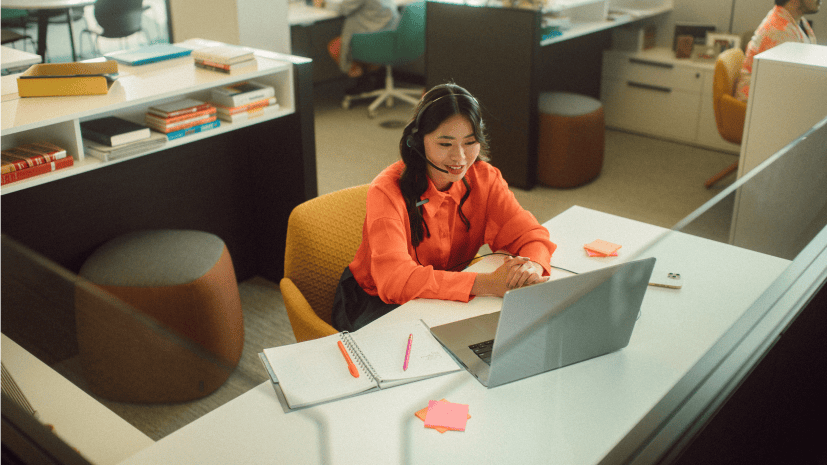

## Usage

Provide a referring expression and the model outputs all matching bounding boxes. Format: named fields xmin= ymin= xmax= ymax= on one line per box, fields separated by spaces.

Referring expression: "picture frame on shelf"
xmin=672 ymin=23 xmax=716 ymax=51
xmin=706 ymin=33 xmax=741 ymax=55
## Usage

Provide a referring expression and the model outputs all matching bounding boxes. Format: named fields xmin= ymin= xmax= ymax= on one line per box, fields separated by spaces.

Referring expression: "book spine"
xmin=1 ymin=156 xmax=74 ymax=185
xmin=166 ymin=120 xmax=221 ymax=141
xmin=196 ymin=59 xmax=232 ymax=70
xmin=211 ymin=87 xmax=275 ymax=108
xmin=145 ymin=107 xmax=216 ymax=125
xmin=195 ymin=62 xmax=232 ymax=74
xmin=1 ymin=145 xmax=67 ymax=172
xmin=81 ymin=128 xmax=114 ymax=146
xmin=146 ymin=115 xmax=217 ymax=133
xmin=217 ymin=104 xmax=279 ymax=123
xmin=147 ymin=104 xmax=213 ymax=119
xmin=215 ymin=97 xmax=276 ymax=115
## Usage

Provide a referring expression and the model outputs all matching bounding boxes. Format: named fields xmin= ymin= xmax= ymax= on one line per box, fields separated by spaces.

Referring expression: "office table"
xmin=1 ymin=0 xmax=96 ymax=63
xmin=118 ymin=206 xmax=790 ymax=465
xmin=1 ymin=45 xmax=41 ymax=72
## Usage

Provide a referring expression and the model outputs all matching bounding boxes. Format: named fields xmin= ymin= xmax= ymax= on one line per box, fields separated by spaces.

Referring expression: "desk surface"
xmin=118 ymin=206 xmax=789 ymax=465
xmin=2 ymin=334 xmax=154 ymax=465
xmin=1 ymin=45 xmax=41 ymax=71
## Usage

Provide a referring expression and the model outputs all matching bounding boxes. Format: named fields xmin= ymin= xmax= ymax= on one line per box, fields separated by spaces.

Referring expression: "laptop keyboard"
xmin=469 ymin=339 xmax=495 ymax=365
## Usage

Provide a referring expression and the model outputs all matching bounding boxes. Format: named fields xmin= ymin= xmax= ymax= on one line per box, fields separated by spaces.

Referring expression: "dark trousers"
xmin=331 ymin=267 xmax=400 ymax=332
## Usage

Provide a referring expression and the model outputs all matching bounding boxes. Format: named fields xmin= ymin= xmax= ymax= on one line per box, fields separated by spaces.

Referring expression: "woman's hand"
xmin=471 ymin=255 xmax=548 ymax=297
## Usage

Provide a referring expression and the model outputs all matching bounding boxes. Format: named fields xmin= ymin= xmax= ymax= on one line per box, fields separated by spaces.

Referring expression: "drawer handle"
xmin=629 ymin=58 xmax=674 ymax=69
xmin=627 ymin=81 xmax=672 ymax=93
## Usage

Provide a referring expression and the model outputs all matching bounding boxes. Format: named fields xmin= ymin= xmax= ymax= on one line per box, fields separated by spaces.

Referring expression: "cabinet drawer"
xmin=603 ymin=52 xmax=704 ymax=93
xmin=601 ymin=78 xmax=701 ymax=141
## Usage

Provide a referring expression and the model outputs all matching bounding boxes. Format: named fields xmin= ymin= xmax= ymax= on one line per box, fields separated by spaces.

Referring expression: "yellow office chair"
xmin=705 ymin=47 xmax=747 ymax=189
xmin=281 ymin=185 xmax=369 ymax=342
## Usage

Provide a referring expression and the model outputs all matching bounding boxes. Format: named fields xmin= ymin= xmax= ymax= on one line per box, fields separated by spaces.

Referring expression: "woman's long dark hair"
xmin=398 ymin=84 xmax=490 ymax=247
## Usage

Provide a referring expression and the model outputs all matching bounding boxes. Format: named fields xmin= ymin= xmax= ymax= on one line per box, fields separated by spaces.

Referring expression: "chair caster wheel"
xmin=342 ymin=99 xmax=350 ymax=110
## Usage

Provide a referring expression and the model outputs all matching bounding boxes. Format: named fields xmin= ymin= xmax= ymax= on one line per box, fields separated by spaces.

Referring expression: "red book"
xmin=2 ymin=156 xmax=74 ymax=185
xmin=214 ymin=97 xmax=276 ymax=115
xmin=146 ymin=98 xmax=214 ymax=119
xmin=1 ymin=141 xmax=67 ymax=174
xmin=145 ymin=107 xmax=216 ymax=125
xmin=144 ymin=115 xmax=218 ymax=134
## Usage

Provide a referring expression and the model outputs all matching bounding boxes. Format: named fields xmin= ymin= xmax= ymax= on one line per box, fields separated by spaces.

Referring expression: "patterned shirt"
xmin=735 ymin=5 xmax=816 ymax=102
xmin=349 ymin=160 xmax=557 ymax=305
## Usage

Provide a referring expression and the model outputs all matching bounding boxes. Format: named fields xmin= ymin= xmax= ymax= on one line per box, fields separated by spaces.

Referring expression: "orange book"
xmin=2 ymin=142 xmax=68 ymax=174
xmin=2 ymin=156 xmax=74 ymax=185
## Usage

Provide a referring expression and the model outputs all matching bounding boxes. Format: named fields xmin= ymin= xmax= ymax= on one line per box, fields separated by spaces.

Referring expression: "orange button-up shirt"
xmin=349 ymin=160 xmax=557 ymax=305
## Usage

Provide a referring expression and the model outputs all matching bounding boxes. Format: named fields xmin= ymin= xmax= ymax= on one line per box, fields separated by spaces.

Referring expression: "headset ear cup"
xmin=406 ymin=134 xmax=416 ymax=148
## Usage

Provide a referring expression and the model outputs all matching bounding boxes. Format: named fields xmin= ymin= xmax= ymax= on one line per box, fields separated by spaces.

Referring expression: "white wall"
xmin=169 ymin=0 xmax=290 ymax=53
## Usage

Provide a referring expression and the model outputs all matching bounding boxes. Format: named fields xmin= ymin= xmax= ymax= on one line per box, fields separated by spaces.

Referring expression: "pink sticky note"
xmin=423 ymin=400 xmax=469 ymax=432
xmin=585 ymin=249 xmax=618 ymax=257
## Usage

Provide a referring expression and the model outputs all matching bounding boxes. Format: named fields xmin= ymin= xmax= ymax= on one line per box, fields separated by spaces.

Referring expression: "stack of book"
xmin=1 ymin=141 xmax=73 ymax=185
xmin=145 ymin=99 xmax=220 ymax=140
xmin=210 ymin=81 xmax=278 ymax=123
xmin=192 ymin=45 xmax=256 ymax=74
xmin=81 ymin=116 xmax=166 ymax=162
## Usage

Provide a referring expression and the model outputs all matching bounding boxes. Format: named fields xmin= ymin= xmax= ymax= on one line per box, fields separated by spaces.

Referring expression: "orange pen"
xmin=337 ymin=340 xmax=359 ymax=378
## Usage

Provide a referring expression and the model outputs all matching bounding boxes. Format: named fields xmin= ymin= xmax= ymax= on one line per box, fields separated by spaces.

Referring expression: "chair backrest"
xmin=94 ymin=0 xmax=145 ymax=39
xmin=350 ymin=1 xmax=425 ymax=66
xmin=712 ymin=48 xmax=747 ymax=144
xmin=283 ymin=185 xmax=369 ymax=325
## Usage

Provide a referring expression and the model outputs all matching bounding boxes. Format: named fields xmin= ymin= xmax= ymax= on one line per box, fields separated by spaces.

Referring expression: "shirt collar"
xmin=420 ymin=176 xmax=466 ymax=216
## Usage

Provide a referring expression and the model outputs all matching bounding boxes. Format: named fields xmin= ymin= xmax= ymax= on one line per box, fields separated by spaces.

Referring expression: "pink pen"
xmin=403 ymin=333 xmax=413 ymax=371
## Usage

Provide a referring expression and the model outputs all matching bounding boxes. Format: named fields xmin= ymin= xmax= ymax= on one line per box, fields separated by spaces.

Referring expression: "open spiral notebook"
xmin=259 ymin=320 xmax=460 ymax=410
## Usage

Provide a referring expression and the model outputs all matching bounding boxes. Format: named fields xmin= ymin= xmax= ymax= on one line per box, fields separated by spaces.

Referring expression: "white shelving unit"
xmin=600 ymin=47 xmax=740 ymax=153
xmin=1 ymin=41 xmax=296 ymax=195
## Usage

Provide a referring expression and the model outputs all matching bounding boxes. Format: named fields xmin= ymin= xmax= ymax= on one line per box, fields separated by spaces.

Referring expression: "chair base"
xmin=342 ymin=65 xmax=422 ymax=118
xmin=704 ymin=161 xmax=739 ymax=189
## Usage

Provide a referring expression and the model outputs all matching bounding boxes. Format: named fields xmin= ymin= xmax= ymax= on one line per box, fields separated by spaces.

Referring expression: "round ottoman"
xmin=537 ymin=92 xmax=605 ymax=188
xmin=76 ymin=230 xmax=244 ymax=403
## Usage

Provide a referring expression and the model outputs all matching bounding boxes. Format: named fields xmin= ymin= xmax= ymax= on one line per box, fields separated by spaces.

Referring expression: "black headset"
xmin=404 ymin=93 xmax=480 ymax=173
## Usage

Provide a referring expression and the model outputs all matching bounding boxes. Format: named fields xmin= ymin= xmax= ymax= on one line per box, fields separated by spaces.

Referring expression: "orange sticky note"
xmin=415 ymin=399 xmax=471 ymax=433
xmin=585 ymin=248 xmax=618 ymax=257
xmin=423 ymin=400 xmax=469 ymax=432
xmin=584 ymin=239 xmax=622 ymax=256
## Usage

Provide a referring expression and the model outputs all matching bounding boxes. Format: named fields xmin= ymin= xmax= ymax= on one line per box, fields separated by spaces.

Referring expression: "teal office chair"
xmin=343 ymin=1 xmax=425 ymax=118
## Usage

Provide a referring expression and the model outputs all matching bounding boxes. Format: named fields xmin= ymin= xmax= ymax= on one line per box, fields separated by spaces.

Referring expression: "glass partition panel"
xmin=1 ymin=234 xmax=262 ymax=448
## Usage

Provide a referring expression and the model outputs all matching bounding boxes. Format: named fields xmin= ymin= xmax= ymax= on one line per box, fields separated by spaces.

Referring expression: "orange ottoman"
xmin=76 ymin=230 xmax=244 ymax=403
xmin=537 ymin=92 xmax=605 ymax=188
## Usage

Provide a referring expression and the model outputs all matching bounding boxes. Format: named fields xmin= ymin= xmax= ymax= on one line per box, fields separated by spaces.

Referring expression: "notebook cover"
xmin=106 ymin=44 xmax=192 ymax=66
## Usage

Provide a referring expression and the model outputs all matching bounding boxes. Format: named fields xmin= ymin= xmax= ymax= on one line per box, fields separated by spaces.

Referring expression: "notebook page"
xmin=351 ymin=320 xmax=460 ymax=386
xmin=263 ymin=333 xmax=376 ymax=409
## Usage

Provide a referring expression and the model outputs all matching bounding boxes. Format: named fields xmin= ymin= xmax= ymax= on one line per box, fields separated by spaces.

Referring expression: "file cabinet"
xmin=601 ymin=47 xmax=740 ymax=153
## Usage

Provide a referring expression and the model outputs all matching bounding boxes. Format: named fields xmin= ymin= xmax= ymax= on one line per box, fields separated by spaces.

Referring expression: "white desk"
xmin=118 ymin=206 xmax=789 ymax=465
xmin=1 ymin=45 xmax=42 ymax=72
xmin=2 ymin=334 xmax=154 ymax=464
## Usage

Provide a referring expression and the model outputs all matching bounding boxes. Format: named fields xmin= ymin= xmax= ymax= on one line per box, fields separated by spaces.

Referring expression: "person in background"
xmin=332 ymin=84 xmax=557 ymax=332
xmin=735 ymin=0 xmax=819 ymax=102
xmin=314 ymin=0 xmax=399 ymax=94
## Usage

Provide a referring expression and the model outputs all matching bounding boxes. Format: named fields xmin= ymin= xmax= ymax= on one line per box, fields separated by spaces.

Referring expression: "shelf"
xmin=1 ymin=42 xmax=297 ymax=195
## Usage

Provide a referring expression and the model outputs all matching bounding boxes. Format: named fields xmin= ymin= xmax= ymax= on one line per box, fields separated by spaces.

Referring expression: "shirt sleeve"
xmin=364 ymin=187 xmax=477 ymax=305
xmin=482 ymin=169 xmax=557 ymax=275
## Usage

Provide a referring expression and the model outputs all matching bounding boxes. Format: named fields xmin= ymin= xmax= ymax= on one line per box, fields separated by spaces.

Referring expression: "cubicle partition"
xmin=425 ymin=0 xmax=671 ymax=189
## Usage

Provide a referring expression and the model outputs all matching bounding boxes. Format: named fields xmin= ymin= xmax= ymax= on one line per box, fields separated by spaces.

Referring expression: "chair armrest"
xmin=280 ymin=278 xmax=338 ymax=343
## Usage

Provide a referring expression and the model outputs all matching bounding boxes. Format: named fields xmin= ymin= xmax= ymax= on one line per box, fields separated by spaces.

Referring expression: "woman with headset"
xmin=332 ymin=84 xmax=557 ymax=332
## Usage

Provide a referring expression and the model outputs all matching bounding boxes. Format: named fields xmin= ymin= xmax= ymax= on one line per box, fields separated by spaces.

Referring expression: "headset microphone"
xmin=406 ymin=133 xmax=450 ymax=174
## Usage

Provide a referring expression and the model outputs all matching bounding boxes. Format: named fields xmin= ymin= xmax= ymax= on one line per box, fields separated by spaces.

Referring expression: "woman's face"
xmin=422 ymin=113 xmax=481 ymax=191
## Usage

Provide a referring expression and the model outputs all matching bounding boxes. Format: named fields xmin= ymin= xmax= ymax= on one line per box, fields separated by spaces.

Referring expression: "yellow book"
xmin=17 ymin=61 xmax=119 ymax=97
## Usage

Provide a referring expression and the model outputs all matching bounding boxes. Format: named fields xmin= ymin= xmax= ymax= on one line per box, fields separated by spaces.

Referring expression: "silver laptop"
xmin=429 ymin=258 xmax=656 ymax=387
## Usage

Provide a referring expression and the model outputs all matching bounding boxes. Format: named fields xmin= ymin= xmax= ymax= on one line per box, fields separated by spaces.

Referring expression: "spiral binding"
xmin=1 ymin=362 xmax=37 ymax=418
xmin=340 ymin=332 xmax=379 ymax=384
